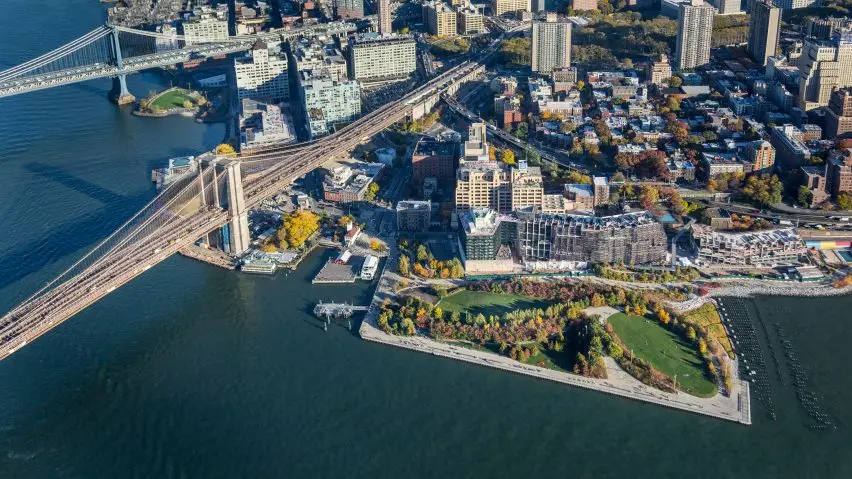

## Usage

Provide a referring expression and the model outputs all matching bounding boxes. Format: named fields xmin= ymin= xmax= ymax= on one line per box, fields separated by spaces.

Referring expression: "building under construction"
xmin=514 ymin=211 xmax=667 ymax=265
xmin=459 ymin=209 xmax=667 ymax=266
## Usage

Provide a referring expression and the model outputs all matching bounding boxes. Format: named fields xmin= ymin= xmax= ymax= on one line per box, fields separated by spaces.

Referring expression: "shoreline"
xmin=358 ymin=249 xmax=751 ymax=425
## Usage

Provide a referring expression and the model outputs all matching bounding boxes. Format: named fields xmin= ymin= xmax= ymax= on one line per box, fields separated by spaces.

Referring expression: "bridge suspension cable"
xmin=0 ymin=26 xmax=113 ymax=82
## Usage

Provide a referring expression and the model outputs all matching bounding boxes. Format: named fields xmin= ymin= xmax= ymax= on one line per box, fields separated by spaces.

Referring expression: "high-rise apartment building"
xmin=234 ymin=42 xmax=289 ymax=101
xmin=491 ymin=0 xmax=531 ymax=16
xmin=424 ymin=1 xmax=457 ymax=36
xmin=747 ymin=0 xmax=781 ymax=66
xmin=825 ymin=88 xmax=852 ymax=139
xmin=377 ymin=0 xmax=392 ymax=34
xmin=674 ymin=0 xmax=714 ymax=70
xmin=647 ymin=54 xmax=673 ymax=85
xmin=798 ymin=30 xmax=852 ymax=110
xmin=348 ymin=35 xmax=417 ymax=82
xmin=532 ymin=16 xmax=572 ymax=74
xmin=710 ymin=0 xmax=739 ymax=14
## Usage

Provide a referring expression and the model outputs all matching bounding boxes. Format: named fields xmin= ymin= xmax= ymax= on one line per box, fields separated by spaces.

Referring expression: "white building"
xmin=775 ymin=0 xmax=817 ymax=8
xmin=348 ymin=34 xmax=417 ymax=83
xmin=457 ymin=4 xmax=485 ymax=35
xmin=674 ymin=0 xmax=715 ymax=70
xmin=182 ymin=17 xmax=229 ymax=45
xmin=234 ymin=42 xmax=289 ymax=102
xmin=299 ymin=72 xmax=362 ymax=137
xmin=532 ymin=15 xmax=572 ymax=74
xmin=155 ymin=24 xmax=180 ymax=52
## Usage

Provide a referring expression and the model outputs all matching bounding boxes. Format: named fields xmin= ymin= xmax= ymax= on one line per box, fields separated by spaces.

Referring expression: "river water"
xmin=1 ymin=2 xmax=852 ymax=477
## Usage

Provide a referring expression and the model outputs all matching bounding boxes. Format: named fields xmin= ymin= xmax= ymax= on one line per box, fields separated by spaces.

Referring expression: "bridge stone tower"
xmin=221 ymin=160 xmax=251 ymax=256
xmin=108 ymin=26 xmax=136 ymax=105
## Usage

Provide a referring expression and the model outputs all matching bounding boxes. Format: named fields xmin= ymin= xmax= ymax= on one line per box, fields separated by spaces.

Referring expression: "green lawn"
xmin=149 ymin=89 xmax=194 ymax=110
xmin=436 ymin=290 xmax=549 ymax=317
xmin=608 ymin=313 xmax=717 ymax=398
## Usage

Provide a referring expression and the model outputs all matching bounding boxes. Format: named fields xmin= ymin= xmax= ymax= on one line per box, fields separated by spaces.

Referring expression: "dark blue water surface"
xmin=1 ymin=2 xmax=852 ymax=477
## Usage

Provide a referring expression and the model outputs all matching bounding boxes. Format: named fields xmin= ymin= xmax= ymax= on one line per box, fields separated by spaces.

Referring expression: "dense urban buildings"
xmin=459 ymin=210 xmax=667 ymax=266
xmin=377 ymin=0 xmax=392 ymax=35
xmin=798 ymin=27 xmax=852 ymax=110
xmin=531 ymin=15 xmax=572 ymax=74
xmin=825 ymin=88 xmax=852 ymax=139
xmin=348 ymin=35 xmax=417 ymax=83
xmin=424 ymin=1 xmax=457 ymax=37
xmin=691 ymin=225 xmax=806 ymax=267
xmin=747 ymin=0 xmax=781 ymax=67
xmin=234 ymin=42 xmax=289 ymax=102
xmin=491 ymin=0 xmax=531 ymax=16
xmin=674 ymin=0 xmax=714 ymax=70
xmin=396 ymin=200 xmax=432 ymax=232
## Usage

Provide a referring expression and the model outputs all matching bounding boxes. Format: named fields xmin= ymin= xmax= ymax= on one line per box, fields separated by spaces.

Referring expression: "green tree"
xmin=838 ymin=192 xmax=852 ymax=210
xmin=668 ymin=76 xmax=683 ymax=88
xmin=742 ymin=174 xmax=783 ymax=206
xmin=798 ymin=185 xmax=814 ymax=207
xmin=416 ymin=244 xmax=429 ymax=262
xmin=501 ymin=149 xmax=516 ymax=165
xmin=365 ymin=182 xmax=380 ymax=201
xmin=398 ymin=255 xmax=410 ymax=277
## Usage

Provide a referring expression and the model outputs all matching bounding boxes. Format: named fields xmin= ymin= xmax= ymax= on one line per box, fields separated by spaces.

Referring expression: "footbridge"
xmin=0 ymin=56 xmax=488 ymax=361
xmin=0 ymin=21 xmax=357 ymax=102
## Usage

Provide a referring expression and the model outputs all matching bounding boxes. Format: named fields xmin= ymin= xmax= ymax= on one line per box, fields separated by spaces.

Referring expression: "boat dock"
xmin=313 ymin=301 xmax=369 ymax=320
xmin=179 ymin=245 xmax=236 ymax=270
xmin=312 ymin=260 xmax=357 ymax=284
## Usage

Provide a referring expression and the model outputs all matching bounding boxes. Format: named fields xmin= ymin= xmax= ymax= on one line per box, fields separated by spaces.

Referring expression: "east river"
xmin=1 ymin=1 xmax=852 ymax=477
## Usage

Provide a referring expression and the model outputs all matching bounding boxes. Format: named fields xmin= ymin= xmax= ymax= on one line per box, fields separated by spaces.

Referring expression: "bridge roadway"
xmin=0 ymin=22 xmax=356 ymax=99
xmin=0 ymin=57 xmax=489 ymax=361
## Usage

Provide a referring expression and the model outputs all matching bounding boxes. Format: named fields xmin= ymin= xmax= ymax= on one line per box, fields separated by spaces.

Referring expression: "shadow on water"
xmin=0 ymin=165 xmax=152 ymax=296
xmin=24 ymin=162 xmax=128 ymax=205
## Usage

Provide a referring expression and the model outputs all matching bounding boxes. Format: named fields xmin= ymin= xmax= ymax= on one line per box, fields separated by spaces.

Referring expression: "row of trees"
xmin=397 ymin=240 xmax=463 ymax=279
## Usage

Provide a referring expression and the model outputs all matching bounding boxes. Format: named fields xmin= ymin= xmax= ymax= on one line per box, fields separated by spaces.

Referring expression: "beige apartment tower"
xmin=491 ymin=0 xmax=531 ymax=16
xmin=531 ymin=17 xmax=572 ymax=74
xmin=674 ymin=0 xmax=714 ymax=70
xmin=798 ymin=28 xmax=852 ymax=110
